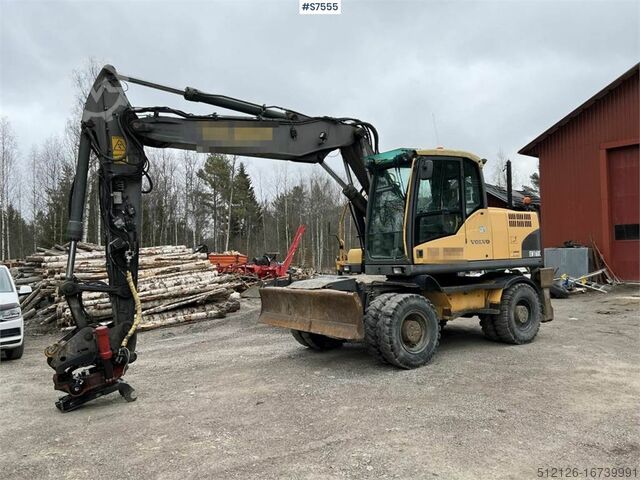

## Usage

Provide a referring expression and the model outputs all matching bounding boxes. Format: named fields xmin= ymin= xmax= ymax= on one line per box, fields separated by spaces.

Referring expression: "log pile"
xmin=9 ymin=243 xmax=256 ymax=332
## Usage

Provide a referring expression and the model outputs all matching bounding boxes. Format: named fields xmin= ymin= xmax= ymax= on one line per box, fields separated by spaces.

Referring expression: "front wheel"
xmin=290 ymin=330 xmax=344 ymax=351
xmin=377 ymin=294 xmax=440 ymax=369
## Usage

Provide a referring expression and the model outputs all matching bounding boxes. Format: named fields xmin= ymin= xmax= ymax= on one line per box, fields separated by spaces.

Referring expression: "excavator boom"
xmin=47 ymin=65 xmax=376 ymax=411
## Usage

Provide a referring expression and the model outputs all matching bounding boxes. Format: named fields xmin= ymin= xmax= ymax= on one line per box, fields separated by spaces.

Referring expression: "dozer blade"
xmin=259 ymin=286 xmax=364 ymax=340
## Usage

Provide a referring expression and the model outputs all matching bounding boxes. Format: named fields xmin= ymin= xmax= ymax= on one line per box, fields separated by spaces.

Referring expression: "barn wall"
xmin=536 ymin=69 xmax=639 ymax=276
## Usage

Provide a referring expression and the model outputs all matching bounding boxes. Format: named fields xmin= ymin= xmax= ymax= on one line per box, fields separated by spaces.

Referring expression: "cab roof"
xmin=415 ymin=148 xmax=483 ymax=164
xmin=364 ymin=148 xmax=484 ymax=168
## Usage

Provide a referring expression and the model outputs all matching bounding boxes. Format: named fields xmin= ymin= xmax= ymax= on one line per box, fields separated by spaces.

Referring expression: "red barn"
xmin=519 ymin=64 xmax=639 ymax=281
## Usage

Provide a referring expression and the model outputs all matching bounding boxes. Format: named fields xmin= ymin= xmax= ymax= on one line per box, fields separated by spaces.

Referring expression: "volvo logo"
xmin=470 ymin=239 xmax=490 ymax=245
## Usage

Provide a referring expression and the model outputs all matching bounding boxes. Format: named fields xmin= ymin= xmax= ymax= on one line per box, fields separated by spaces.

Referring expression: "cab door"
xmin=462 ymin=158 xmax=492 ymax=260
xmin=411 ymin=157 xmax=466 ymax=264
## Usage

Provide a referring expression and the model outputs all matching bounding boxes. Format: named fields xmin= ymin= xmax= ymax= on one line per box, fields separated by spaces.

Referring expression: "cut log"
xmin=20 ymin=284 xmax=42 ymax=308
xmin=10 ymin=241 xmax=274 ymax=332
xmin=143 ymin=287 xmax=230 ymax=315
xmin=138 ymin=299 xmax=240 ymax=331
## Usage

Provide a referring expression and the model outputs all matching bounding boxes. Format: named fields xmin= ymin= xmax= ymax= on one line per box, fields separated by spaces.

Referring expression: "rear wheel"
xmin=493 ymin=283 xmax=542 ymax=344
xmin=479 ymin=314 xmax=500 ymax=341
xmin=290 ymin=330 xmax=344 ymax=351
xmin=550 ymin=283 xmax=570 ymax=299
xmin=377 ymin=294 xmax=440 ymax=369
xmin=4 ymin=342 xmax=24 ymax=360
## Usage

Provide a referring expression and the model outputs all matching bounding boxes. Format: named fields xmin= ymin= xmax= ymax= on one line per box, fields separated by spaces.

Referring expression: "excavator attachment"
xmin=259 ymin=285 xmax=365 ymax=340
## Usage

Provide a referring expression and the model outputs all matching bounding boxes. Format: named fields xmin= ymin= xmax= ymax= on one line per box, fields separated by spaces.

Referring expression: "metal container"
xmin=544 ymin=247 xmax=589 ymax=279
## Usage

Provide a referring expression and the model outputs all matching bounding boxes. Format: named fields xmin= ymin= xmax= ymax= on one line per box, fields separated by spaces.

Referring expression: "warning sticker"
xmin=111 ymin=136 xmax=127 ymax=162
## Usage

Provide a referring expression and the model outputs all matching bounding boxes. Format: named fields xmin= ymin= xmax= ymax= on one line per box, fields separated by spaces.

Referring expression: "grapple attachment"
xmin=259 ymin=286 xmax=364 ymax=340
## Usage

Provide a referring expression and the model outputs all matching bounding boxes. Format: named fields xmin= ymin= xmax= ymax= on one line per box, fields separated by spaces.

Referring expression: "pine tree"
xmin=197 ymin=154 xmax=231 ymax=252
xmin=231 ymin=162 xmax=262 ymax=255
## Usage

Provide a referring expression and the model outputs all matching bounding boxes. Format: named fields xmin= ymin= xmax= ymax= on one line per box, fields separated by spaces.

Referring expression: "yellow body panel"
xmin=347 ymin=248 xmax=362 ymax=264
xmin=413 ymin=208 xmax=540 ymax=264
xmin=425 ymin=288 xmax=503 ymax=320
xmin=336 ymin=248 xmax=363 ymax=273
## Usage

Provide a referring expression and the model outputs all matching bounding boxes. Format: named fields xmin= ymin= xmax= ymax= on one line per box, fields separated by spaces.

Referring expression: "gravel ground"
xmin=1 ymin=286 xmax=638 ymax=480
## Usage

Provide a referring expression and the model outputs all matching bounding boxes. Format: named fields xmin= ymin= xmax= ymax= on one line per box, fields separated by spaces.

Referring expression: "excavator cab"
xmin=362 ymin=148 xmax=544 ymax=273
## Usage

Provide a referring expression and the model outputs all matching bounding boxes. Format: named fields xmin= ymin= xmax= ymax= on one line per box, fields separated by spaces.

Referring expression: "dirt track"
xmin=1 ymin=286 xmax=639 ymax=480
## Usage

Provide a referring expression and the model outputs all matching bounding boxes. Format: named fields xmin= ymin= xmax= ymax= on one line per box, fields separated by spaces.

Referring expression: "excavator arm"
xmin=46 ymin=65 xmax=377 ymax=411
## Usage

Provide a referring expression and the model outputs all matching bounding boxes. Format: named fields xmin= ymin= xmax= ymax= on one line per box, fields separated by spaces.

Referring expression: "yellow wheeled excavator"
xmin=333 ymin=203 xmax=363 ymax=275
xmin=48 ymin=65 xmax=553 ymax=411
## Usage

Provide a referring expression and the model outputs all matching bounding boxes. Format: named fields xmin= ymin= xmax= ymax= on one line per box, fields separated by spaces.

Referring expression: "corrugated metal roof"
xmin=485 ymin=183 xmax=540 ymax=207
xmin=519 ymin=63 xmax=640 ymax=157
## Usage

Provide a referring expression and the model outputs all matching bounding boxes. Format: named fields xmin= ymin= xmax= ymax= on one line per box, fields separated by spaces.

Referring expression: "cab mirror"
xmin=419 ymin=160 xmax=433 ymax=180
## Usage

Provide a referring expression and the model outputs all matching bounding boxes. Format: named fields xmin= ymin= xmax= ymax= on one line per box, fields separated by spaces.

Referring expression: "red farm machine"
xmin=209 ymin=225 xmax=306 ymax=280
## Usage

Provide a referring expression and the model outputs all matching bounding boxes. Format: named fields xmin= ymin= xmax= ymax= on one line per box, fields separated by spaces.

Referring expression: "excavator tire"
xmin=493 ymin=283 xmax=542 ymax=345
xmin=291 ymin=330 xmax=344 ymax=351
xmin=363 ymin=293 xmax=395 ymax=364
xmin=479 ymin=314 xmax=500 ymax=341
xmin=291 ymin=329 xmax=311 ymax=347
xmin=377 ymin=294 xmax=440 ymax=369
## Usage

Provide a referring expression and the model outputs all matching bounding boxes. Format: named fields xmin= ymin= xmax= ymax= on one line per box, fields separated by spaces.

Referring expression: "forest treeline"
xmin=0 ymin=116 xmax=357 ymax=271
xmin=1 ymin=60 xmax=538 ymax=271
xmin=0 ymin=60 xmax=362 ymax=271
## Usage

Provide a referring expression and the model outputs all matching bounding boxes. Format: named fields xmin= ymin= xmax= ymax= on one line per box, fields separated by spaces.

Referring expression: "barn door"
xmin=608 ymin=144 xmax=640 ymax=281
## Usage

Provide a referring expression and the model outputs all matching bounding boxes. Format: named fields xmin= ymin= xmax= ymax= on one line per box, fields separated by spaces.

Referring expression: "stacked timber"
xmin=10 ymin=243 xmax=254 ymax=332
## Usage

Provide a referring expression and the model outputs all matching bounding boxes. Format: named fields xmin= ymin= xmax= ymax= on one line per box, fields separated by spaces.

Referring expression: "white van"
xmin=0 ymin=265 xmax=31 ymax=360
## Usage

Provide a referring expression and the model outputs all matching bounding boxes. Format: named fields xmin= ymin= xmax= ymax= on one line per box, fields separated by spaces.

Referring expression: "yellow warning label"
xmin=111 ymin=136 xmax=127 ymax=162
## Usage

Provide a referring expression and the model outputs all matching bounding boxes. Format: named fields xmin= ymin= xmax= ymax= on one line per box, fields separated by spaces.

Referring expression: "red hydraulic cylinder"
xmin=95 ymin=325 xmax=113 ymax=361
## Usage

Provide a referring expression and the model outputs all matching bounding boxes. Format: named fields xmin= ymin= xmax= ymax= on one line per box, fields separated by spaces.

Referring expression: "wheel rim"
xmin=514 ymin=300 xmax=532 ymax=328
xmin=400 ymin=312 xmax=430 ymax=353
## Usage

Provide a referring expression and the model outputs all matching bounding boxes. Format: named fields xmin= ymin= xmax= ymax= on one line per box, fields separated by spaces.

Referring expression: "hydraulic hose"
xmin=121 ymin=270 xmax=142 ymax=348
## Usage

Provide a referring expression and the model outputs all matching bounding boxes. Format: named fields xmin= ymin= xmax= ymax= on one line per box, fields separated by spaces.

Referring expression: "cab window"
xmin=463 ymin=158 xmax=483 ymax=215
xmin=367 ymin=165 xmax=411 ymax=260
xmin=414 ymin=159 xmax=463 ymax=245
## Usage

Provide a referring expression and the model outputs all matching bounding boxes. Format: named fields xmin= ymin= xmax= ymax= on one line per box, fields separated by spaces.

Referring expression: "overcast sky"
xmin=1 ymin=0 xmax=638 ymax=195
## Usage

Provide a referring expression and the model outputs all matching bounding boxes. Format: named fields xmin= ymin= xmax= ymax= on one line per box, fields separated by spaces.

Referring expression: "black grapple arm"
xmin=46 ymin=65 xmax=376 ymax=411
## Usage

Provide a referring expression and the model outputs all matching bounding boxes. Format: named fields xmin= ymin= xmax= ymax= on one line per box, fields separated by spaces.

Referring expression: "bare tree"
xmin=65 ymin=58 xmax=102 ymax=243
xmin=489 ymin=148 xmax=520 ymax=189
xmin=0 ymin=117 xmax=17 ymax=259
xmin=182 ymin=151 xmax=196 ymax=247
xmin=489 ymin=148 xmax=508 ymax=188
xmin=224 ymin=156 xmax=237 ymax=251
xmin=182 ymin=151 xmax=207 ymax=248
xmin=28 ymin=145 xmax=41 ymax=251
xmin=65 ymin=58 xmax=102 ymax=155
